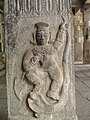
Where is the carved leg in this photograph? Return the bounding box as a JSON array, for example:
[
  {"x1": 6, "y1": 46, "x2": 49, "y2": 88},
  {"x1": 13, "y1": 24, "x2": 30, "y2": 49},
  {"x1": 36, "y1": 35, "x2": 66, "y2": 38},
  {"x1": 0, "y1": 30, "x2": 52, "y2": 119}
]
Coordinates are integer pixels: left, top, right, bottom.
[
  {"x1": 47, "y1": 65, "x2": 63, "y2": 100},
  {"x1": 26, "y1": 70, "x2": 42, "y2": 93}
]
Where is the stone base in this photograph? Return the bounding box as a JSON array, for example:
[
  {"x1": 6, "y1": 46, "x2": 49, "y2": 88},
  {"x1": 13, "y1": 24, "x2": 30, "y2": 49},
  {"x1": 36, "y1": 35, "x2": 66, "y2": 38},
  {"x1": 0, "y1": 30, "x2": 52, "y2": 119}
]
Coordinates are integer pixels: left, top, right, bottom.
[
  {"x1": 8, "y1": 117, "x2": 78, "y2": 120},
  {"x1": 8, "y1": 114, "x2": 78, "y2": 120}
]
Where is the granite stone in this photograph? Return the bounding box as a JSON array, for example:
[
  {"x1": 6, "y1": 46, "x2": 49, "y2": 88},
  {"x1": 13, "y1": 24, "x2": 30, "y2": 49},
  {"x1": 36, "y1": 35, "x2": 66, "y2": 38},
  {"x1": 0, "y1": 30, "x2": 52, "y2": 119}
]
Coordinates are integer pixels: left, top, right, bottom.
[{"x1": 4, "y1": 0, "x2": 77, "y2": 120}]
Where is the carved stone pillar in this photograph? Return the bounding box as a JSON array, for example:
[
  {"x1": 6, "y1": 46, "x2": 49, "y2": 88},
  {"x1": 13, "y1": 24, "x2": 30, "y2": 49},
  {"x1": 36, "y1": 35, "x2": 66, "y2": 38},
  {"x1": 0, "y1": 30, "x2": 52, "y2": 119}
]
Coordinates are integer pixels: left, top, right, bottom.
[
  {"x1": 83, "y1": 7, "x2": 90, "y2": 63},
  {"x1": 5, "y1": 0, "x2": 78, "y2": 120},
  {"x1": 74, "y1": 9, "x2": 84, "y2": 64}
]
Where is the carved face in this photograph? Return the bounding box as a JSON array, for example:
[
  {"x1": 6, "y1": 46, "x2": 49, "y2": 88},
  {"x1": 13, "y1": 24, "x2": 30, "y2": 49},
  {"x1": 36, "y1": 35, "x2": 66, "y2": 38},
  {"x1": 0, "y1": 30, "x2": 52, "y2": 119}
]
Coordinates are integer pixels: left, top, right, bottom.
[{"x1": 36, "y1": 30, "x2": 49, "y2": 45}]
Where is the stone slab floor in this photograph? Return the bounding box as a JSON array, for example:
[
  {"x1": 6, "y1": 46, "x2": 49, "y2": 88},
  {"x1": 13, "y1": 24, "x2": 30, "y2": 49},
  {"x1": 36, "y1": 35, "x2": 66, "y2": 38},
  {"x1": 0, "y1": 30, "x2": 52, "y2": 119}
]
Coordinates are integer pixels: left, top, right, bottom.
[
  {"x1": 0, "y1": 65, "x2": 90, "y2": 120},
  {"x1": 75, "y1": 64, "x2": 90, "y2": 120}
]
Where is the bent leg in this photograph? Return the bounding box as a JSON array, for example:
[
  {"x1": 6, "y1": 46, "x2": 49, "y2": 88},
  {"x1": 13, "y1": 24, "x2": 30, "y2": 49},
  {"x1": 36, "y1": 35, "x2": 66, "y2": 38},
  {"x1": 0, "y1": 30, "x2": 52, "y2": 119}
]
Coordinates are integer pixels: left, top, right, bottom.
[
  {"x1": 47, "y1": 65, "x2": 63, "y2": 100},
  {"x1": 25, "y1": 69, "x2": 42, "y2": 93}
]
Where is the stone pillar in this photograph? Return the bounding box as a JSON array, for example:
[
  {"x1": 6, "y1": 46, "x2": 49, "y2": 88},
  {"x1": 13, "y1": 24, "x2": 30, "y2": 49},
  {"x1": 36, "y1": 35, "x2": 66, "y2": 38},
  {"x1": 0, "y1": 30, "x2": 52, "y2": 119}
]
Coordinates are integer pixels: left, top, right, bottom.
[
  {"x1": 83, "y1": 7, "x2": 90, "y2": 63},
  {"x1": 73, "y1": 9, "x2": 84, "y2": 64},
  {"x1": 0, "y1": 11, "x2": 4, "y2": 52},
  {"x1": 5, "y1": 0, "x2": 78, "y2": 120}
]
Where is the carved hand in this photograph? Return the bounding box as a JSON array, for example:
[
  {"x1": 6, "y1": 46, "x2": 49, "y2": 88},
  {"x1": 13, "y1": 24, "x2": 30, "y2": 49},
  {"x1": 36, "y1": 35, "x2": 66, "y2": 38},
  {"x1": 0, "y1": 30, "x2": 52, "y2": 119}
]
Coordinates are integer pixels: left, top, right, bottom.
[
  {"x1": 60, "y1": 16, "x2": 67, "y2": 31},
  {"x1": 30, "y1": 56, "x2": 40, "y2": 65}
]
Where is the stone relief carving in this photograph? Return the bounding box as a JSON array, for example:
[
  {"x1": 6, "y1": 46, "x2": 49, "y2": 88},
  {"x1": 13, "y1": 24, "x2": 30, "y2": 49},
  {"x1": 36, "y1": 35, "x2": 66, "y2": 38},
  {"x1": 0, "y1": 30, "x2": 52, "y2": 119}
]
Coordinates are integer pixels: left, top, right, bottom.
[
  {"x1": 5, "y1": 0, "x2": 78, "y2": 119},
  {"x1": 14, "y1": 16, "x2": 71, "y2": 117},
  {"x1": 35, "y1": 0, "x2": 42, "y2": 12},
  {"x1": 12, "y1": 0, "x2": 70, "y2": 16},
  {"x1": 57, "y1": 0, "x2": 63, "y2": 11},
  {"x1": 46, "y1": 0, "x2": 53, "y2": 11}
]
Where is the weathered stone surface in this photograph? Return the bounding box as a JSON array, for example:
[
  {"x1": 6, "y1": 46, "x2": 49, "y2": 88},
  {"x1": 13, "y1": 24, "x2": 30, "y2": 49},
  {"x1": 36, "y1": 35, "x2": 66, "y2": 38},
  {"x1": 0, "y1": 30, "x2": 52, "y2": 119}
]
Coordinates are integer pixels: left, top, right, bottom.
[{"x1": 5, "y1": 0, "x2": 77, "y2": 120}]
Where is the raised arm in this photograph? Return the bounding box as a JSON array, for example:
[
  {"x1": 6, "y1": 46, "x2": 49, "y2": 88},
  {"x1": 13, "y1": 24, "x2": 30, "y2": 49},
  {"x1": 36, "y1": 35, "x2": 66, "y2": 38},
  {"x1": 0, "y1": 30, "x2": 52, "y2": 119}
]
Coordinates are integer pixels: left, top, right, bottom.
[{"x1": 53, "y1": 17, "x2": 67, "y2": 51}]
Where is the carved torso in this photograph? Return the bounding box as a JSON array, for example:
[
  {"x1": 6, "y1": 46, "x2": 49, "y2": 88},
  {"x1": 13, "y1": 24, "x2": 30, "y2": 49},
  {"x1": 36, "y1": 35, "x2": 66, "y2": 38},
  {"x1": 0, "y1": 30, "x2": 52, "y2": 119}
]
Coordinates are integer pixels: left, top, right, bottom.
[{"x1": 32, "y1": 44, "x2": 56, "y2": 69}]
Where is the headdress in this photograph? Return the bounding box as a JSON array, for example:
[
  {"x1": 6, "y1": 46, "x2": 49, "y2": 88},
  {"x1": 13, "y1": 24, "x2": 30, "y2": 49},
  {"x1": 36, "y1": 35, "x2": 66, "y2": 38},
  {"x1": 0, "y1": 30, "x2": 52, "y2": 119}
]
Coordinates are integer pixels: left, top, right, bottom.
[{"x1": 35, "y1": 22, "x2": 49, "y2": 31}]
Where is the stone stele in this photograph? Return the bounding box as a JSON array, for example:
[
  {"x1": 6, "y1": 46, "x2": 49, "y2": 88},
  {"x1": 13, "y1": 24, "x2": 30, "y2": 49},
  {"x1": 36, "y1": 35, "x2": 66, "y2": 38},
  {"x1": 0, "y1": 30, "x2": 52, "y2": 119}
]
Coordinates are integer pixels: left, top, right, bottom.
[{"x1": 5, "y1": 0, "x2": 78, "y2": 120}]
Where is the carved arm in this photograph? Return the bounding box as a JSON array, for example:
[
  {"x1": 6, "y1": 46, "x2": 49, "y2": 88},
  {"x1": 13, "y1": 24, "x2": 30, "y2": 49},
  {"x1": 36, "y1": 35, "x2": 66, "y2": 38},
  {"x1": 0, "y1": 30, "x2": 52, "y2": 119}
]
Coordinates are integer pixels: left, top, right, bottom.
[{"x1": 53, "y1": 18, "x2": 67, "y2": 51}]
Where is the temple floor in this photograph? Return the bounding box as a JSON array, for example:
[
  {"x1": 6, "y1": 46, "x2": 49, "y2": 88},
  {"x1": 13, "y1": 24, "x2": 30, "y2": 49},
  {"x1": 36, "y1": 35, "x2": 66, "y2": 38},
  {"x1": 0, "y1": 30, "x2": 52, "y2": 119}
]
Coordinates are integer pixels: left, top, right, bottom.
[
  {"x1": 0, "y1": 64, "x2": 90, "y2": 120},
  {"x1": 75, "y1": 64, "x2": 90, "y2": 120}
]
